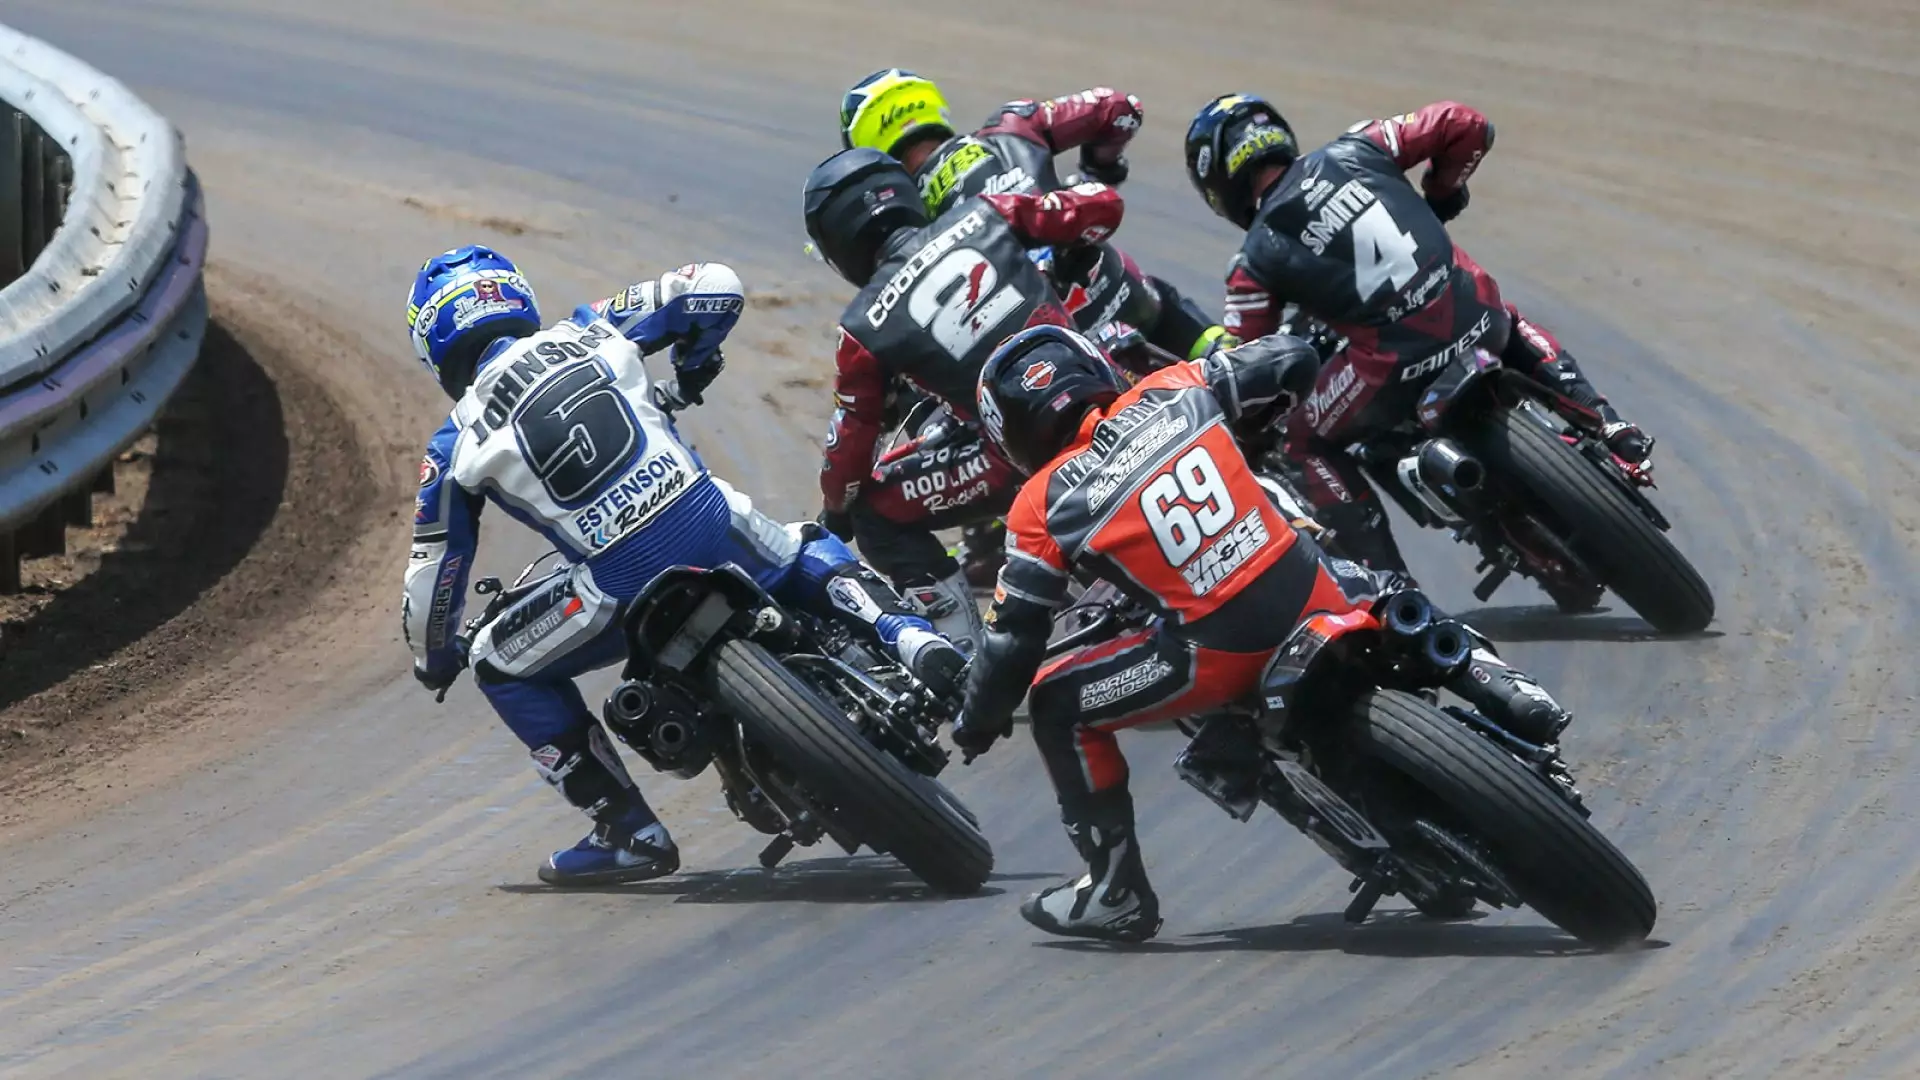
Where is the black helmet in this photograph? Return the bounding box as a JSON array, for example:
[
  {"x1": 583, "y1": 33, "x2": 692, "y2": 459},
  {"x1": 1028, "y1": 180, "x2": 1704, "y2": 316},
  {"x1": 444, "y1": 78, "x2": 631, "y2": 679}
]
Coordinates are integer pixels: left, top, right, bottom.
[
  {"x1": 803, "y1": 147, "x2": 928, "y2": 287},
  {"x1": 1186, "y1": 94, "x2": 1300, "y2": 230},
  {"x1": 976, "y1": 324, "x2": 1127, "y2": 475}
]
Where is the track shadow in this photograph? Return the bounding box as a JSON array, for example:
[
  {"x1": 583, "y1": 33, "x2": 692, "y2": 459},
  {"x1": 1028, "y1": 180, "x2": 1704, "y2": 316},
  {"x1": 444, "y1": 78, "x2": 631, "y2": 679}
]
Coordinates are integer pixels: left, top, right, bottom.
[
  {"x1": 1038, "y1": 909, "x2": 1670, "y2": 959},
  {"x1": 496, "y1": 853, "x2": 1053, "y2": 905},
  {"x1": 0, "y1": 321, "x2": 288, "y2": 709},
  {"x1": 1455, "y1": 604, "x2": 1725, "y2": 644}
]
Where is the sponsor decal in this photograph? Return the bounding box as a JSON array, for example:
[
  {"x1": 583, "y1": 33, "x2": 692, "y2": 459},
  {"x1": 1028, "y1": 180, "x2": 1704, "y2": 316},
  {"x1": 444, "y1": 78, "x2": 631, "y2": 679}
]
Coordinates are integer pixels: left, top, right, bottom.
[
  {"x1": 827, "y1": 575, "x2": 884, "y2": 620},
  {"x1": 1226, "y1": 126, "x2": 1292, "y2": 176},
  {"x1": 680, "y1": 295, "x2": 743, "y2": 315},
  {"x1": 1088, "y1": 281, "x2": 1131, "y2": 332},
  {"x1": 1181, "y1": 506, "x2": 1271, "y2": 596},
  {"x1": 1303, "y1": 362, "x2": 1359, "y2": 428},
  {"x1": 572, "y1": 452, "x2": 697, "y2": 551},
  {"x1": 976, "y1": 379, "x2": 1006, "y2": 445},
  {"x1": 919, "y1": 141, "x2": 993, "y2": 208},
  {"x1": 1020, "y1": 359, "x2": 1056, "y2": 391},
  {"x1": 608, "y1": 283, "x2": 649, "y2": 317},
  {"x1": 418, "y1": 455, "x2": 440, "y2": 488},
  {"x1": 980, "y1": 167, "x2": 1033, "y2": 196},
  {"x1": 531, "y1": 744, "x2": 564, "y2": 771},
  {"x1": 925, "y1": 477, "x2": 993, "y2": 514},
  {"x1": 1194, "y1": 145, "x2": 1212, "y2": 180},
  {"x1": 1300, "y1": 179, "x2": 1378, "y2": 256},
  {"x1": 1079, "y1": 656, "x2": 1174, "y2": 711},
  {"x1": 495, "y1": 581, "x2": 585, "y2": 663},
  {"x1": 1085, "y1": 414, "x2": 1191, "y2": 511},
  {"x1": 1399, "y1": 310, "x2": 1494, "y2": 383},
  {"x1": 426, "y1": 554, "x2": 464, "y2": 648},
  {"x1": 453, "y1": 277, "x2": 526, "y2": 330},
  {"x1": 1384, "y1": 264, "x2": 1450, "y2": 322}
]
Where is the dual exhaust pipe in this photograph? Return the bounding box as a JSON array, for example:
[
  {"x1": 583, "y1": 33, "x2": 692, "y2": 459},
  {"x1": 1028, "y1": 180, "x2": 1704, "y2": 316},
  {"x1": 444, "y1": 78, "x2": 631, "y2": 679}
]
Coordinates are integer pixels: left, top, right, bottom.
[
  {"x1": 605, "y1": 679, "x2": 701, "y2": 767},
  {"x1": 1379, "y1": 588, "x2": 1471, "y2": 674}
]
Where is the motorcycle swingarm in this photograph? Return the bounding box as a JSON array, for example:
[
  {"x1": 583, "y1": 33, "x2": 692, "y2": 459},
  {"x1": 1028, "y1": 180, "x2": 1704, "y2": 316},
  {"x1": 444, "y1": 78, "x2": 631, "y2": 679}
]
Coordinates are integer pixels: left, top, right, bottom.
[{"x1": 721, "y1": 724, "x2": 862, "y2": 870}]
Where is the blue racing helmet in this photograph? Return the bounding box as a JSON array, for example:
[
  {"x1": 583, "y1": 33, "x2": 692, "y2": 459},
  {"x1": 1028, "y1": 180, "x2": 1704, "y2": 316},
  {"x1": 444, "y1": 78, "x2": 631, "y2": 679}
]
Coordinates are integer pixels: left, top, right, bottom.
[{"x1": 406, "y1": 245, "x2": 542, "y2": 396}]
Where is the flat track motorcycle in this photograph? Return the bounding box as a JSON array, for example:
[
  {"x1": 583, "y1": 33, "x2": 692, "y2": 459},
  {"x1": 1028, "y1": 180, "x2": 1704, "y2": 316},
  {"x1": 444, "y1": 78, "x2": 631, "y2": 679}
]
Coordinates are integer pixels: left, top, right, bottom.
[
  {"x1": 459, "y1": 555, "x2": 993, "y2": 895},
  {"x1": 1045, "y1": 546, "x2": 1657, "y2": 948},
  {"x1": 1259, "y1": 321, "x2": 1713, "y2": 634}
]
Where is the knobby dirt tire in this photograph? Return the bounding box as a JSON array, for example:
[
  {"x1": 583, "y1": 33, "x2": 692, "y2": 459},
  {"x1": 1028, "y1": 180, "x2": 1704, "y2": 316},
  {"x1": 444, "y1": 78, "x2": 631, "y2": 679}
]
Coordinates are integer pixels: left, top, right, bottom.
[
  {"x1": 1350, "y1": 689, "x2": 1656, "y2": 949},
  {"x1": 1471, "y1": 407, "x2": 1714, "y2": 633},
  {"x1": 712, "y1": 639, "x2": 992, "y2": 895}
]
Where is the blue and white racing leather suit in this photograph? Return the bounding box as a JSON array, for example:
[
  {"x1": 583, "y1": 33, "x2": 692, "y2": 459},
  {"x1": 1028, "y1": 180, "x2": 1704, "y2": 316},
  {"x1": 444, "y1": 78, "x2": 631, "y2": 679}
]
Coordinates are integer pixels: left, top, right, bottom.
[{"x1": 403, "y1": 264, "x2": 936, "y2": 797}]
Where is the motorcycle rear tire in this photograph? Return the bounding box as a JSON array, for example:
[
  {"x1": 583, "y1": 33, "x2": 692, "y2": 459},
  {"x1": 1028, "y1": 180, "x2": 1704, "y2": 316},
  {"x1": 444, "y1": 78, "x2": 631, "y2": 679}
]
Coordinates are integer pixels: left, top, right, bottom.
[
  {"x1": 1470, "y1": 408, "x2": 1714, "y2": 634},
  {"x1": 1350, "y1": 689, "x2": 1656, "y2": 949},
  {"x1": 713, "y1": 639, "x2": 992, "y2": 895}
]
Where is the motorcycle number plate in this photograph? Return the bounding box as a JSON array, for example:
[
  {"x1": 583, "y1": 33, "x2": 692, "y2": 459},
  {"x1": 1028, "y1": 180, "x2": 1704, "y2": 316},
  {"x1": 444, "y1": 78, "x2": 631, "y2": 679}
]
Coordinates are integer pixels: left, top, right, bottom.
[{"x1": 1275, "y1": 760, "x2": 1390, "y2": 850}]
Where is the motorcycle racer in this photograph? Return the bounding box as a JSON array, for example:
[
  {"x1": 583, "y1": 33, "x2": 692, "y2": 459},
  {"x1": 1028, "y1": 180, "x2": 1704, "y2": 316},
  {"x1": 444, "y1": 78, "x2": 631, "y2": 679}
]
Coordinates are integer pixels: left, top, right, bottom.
[
  {"x1": 838, "y1": 68, "x2": 1233, "y2": 588},
  {"x1": 1185, "y1": 94, "x2": 1653, "y2": 575},
  {"x1": 952, "y1": 325, "x2": 1574, "y2": 942},
  {"x1": 836, "y1": 68, "x2": 1229, "y2": 366},
  {"x1": 403, "y1": 245, "x2": 965, "y2": 887},
  {"x1": 802, "y1": 147, "x2": 1122, "y2": 654}
]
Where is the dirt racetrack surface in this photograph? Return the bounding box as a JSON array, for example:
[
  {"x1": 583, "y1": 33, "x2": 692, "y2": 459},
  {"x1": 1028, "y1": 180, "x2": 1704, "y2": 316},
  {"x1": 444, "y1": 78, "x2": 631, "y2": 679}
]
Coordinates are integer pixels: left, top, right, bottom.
[{"x1": 1, "y1": 1, "x2": 1917, "y2": 1076}]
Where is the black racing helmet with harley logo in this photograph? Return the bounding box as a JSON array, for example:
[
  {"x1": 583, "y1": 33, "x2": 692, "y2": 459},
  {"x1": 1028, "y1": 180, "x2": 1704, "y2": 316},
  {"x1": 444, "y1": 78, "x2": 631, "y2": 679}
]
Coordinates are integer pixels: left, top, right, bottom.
[
  {"x1": 1186, "y1": 94, "x2": 1300, "y2": 230},
  {"x1": 803, "y1": 147, "x2": 930, "y2": 287},
  {"x1": 977, "y1": 324, "x2": 1127, "y2": 476}
]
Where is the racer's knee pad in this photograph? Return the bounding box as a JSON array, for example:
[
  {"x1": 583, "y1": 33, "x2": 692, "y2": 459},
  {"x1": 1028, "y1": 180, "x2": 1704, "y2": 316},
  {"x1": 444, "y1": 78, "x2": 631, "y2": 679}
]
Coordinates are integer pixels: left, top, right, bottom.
[{"x1": 530, "y1": 723, "x2": 643, "y2": 818}]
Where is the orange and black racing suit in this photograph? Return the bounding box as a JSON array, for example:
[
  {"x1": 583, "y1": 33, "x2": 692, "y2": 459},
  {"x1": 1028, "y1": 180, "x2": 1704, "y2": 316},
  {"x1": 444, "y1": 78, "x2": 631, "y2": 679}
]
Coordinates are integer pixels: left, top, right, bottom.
[{"x1": 963, "y1": 337, "x2": 1373, "y2": 827}]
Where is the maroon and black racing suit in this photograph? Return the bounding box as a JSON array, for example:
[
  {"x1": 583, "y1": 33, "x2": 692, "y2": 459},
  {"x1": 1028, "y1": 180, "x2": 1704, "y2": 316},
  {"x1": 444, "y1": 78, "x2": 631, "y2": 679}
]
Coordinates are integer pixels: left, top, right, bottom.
[
  {"x1": 913, "y1": 88, "x2": 1225, "y2": 366},
  {"x1": 1223, "y1": 101, "x2": 1629, "y2": 574},
  {"x1": 821, "y1": 183, "x2": 1124, "y2": 590}
]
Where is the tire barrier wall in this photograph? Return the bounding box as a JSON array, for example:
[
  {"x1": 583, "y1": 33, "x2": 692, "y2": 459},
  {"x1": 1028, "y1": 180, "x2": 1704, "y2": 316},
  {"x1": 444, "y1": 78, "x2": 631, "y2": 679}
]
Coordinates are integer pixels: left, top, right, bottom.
[{"x1": 0, "y1": 22, "x2": 208, "y2": 592}]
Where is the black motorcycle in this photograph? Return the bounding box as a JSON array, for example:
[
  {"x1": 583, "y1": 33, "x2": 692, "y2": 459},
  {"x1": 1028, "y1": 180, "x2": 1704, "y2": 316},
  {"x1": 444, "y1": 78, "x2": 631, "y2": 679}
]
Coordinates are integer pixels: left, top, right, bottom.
[
  {"x1": 1047, "y1": 580, "x2": 1657, "y2": 948},
  {"x1": 1257, "y1": 325, "x2": 1713, "y2": 634},
  {"x1": 462, "y1": 558, "x2": 993, "y2": 895}
]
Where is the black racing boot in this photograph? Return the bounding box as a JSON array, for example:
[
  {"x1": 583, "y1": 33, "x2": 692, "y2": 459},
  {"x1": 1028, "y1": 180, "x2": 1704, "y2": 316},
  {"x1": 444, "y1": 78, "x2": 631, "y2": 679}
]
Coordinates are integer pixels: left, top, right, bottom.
[
  {"x1": 1312, "y1": 496, "x2": 1413, "y2": 578},
  {"x1": 956, "y1": 520, "x2": 1007, "y2": 590},
  {"x1": 1447, "y1": 631, "x2": 1572, "y2": 746},
  {"x1": 1021, "y1": 817, "x2": 1162, "y2": 943}
]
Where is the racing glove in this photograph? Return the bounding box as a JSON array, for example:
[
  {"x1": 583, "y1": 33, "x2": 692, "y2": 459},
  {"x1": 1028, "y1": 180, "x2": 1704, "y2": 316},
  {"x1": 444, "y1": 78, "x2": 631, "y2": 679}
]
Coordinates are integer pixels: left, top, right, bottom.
[
  {"x1": 413, "y1": 638, "x2": 469, "y2": 694},
  {"x1": 950, "y1": 706, "x2": 1012, "y2": 760},
  {"x1": 1426, "y1": 181, "x2": 1470, "y2": 223},
  {"x1": 815, "y1": 507, "x2": 854, "y2": 542}
]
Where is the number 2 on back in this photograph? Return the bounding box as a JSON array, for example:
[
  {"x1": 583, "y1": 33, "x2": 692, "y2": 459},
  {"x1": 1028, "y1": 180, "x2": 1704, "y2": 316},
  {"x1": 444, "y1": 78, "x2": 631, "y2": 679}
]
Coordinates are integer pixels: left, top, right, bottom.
[{"x1": 908, "y1": 248, "x2": 1026, "y2": 361}]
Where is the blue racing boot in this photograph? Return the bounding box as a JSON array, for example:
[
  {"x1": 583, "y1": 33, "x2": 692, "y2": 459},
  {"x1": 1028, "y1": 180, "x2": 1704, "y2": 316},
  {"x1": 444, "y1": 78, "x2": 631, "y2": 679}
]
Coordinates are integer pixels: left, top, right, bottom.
[{"x1": 540, "y1": 806, "x2": 680, "y2": 886}]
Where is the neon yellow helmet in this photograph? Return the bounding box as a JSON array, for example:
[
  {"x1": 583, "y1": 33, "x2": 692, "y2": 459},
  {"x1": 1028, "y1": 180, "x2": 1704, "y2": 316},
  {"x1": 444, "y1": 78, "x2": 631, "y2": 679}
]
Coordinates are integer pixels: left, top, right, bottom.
[{"x1": 840, "y1": 69, "x2": 956, "y2": 156}]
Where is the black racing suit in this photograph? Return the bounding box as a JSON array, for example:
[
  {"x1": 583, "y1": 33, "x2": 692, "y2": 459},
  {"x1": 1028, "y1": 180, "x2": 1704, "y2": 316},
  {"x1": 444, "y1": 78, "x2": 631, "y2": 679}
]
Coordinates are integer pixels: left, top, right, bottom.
[
  {"x1": 1223, "y1": 101, "x2": 1636, "y2": 574},
  {"x1": 913, "y1": 89, "x2": 1226, "y2": 369},
  {"x1": 820, "y1": 184, "x2": 1125, "y2": 606}
]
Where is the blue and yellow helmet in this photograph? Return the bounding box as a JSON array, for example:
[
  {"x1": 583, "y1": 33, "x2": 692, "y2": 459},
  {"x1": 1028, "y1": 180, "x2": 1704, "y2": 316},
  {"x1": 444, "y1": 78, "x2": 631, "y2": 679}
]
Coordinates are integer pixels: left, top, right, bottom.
[{"x1": 406, "y1": 245, "x2": 542, "y2": 396}]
